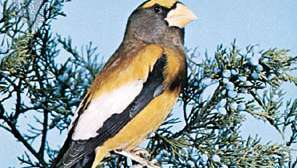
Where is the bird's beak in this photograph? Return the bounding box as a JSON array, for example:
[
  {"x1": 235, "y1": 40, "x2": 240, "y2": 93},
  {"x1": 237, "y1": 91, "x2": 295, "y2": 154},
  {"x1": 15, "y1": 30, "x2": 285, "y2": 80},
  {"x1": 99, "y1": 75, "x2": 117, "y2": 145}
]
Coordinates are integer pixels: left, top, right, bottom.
[{"x1": 165, "y1": 3, "x2": 197, "y2": 28}]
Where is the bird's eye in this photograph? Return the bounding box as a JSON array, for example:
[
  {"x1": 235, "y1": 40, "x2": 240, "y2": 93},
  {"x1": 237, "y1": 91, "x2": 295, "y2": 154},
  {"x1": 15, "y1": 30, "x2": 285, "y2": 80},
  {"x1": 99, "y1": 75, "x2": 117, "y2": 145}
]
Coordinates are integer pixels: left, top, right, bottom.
[{"x1": 153, "y1": 5, "x2": 162, "y2": 13}]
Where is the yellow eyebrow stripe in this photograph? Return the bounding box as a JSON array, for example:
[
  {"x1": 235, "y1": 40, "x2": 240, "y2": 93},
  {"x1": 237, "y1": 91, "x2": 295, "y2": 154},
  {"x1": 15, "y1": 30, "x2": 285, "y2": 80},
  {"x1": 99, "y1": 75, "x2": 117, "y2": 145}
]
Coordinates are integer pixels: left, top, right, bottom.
[{"x1": 142, "y1": 0, "x2": 177, "y2": 9}]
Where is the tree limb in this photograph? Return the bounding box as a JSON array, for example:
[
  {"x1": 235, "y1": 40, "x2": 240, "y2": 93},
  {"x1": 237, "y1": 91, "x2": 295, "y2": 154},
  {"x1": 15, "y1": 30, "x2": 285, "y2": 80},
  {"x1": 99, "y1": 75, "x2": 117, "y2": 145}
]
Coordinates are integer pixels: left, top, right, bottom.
[{"x1": 1, "y1": 116, "x2": 47, "y2": 167}]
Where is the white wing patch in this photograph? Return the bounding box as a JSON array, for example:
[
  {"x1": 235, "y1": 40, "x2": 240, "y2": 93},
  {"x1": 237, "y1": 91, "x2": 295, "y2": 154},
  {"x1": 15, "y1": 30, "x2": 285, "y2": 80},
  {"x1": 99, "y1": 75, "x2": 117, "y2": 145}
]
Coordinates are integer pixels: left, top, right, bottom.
[{"x1": 72, "y1": 80, "x2": 144, "y2": 140}]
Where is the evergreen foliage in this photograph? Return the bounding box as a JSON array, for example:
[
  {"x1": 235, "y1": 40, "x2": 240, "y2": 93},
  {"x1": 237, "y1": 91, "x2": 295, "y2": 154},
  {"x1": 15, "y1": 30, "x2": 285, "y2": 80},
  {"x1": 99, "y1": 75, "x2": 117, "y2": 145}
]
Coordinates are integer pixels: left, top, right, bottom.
[{"x1": 0, "y1": 0, "x2": 296, "y2": 167}]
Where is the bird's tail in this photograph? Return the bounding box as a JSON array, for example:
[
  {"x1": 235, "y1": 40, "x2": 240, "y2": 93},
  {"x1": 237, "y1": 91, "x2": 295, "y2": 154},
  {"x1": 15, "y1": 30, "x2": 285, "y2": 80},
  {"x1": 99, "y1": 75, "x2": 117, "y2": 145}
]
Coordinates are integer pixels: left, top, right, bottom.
[
  {"x1": 51, "y1": 142, "x2": 109, "y2": 168},
  {"x1": 50, "y1": 133, "x2": 96, "y2": 168},
  {"x1": 51, "y1": 149, "x2": 96, "y2": 168}
]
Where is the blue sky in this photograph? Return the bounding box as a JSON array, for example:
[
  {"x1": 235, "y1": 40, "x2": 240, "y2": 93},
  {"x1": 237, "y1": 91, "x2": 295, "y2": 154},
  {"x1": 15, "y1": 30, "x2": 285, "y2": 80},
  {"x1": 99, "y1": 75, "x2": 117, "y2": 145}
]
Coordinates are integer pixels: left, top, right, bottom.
[{"x1": 1, "y1": 0, "x2": 297, "y2": 167}]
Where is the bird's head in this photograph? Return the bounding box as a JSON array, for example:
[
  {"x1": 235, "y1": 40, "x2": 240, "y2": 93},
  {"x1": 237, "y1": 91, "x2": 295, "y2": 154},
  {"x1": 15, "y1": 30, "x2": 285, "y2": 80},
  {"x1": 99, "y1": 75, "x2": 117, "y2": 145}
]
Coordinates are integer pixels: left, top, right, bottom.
[{"x1": 124, "y1": 0, "x2": 197, "y2": 46}]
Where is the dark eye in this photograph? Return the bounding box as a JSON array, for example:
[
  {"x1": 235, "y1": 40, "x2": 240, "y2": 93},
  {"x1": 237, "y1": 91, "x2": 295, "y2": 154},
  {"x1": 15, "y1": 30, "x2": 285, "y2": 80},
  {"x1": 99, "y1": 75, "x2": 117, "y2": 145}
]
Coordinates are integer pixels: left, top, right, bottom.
[{"x1": 153, "y1": 5, "x2": 162, "y2": 13}]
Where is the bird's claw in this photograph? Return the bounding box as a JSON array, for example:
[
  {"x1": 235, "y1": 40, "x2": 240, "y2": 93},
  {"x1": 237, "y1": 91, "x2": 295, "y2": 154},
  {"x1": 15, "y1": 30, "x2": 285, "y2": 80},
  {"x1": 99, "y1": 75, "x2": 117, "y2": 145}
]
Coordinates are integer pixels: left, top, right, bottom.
[
  {"x1": 130, "y1": 147, "x2": 151, "y2": 159},
  {"x1": 115, "y1": 148, "x2": 160, "y2": 168}
]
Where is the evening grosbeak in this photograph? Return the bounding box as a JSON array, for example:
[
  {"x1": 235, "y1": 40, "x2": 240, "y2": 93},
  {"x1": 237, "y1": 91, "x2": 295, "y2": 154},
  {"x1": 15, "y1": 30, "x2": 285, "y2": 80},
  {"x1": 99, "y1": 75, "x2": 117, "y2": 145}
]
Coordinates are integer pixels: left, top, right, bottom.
[{"x1": 52, "y1": 0, "x2": 196, "y2": 167}]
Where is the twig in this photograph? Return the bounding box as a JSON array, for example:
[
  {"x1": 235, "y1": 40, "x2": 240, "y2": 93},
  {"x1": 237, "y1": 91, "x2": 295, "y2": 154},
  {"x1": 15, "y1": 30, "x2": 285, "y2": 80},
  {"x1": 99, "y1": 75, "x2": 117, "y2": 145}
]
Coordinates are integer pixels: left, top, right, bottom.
[
  {"x1": 290, "y1": 157, "x2": 297, "y2": 168},
  {"x1": 13, "y1": 79, "x2": 23, "y2": 121},
  {"x1": 32, "y1": 34, "x2": 49, "y2": 158},
  {"x1": 1, "y1": 116, "x2": 47, "y2": 166},
  {"x1": 0, "y1": 102, "x2": 4, "y2": 117},
  {"x1": 173, "y1": 85, "x2": 222, "y2": 138}
]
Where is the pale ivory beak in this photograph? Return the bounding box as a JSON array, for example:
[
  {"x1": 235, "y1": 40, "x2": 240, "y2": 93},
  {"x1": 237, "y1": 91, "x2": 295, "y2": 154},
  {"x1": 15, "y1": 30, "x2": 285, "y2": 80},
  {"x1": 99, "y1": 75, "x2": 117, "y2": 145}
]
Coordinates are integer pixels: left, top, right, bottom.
[{"x1": 165, "y1": 3, "x2": 197, "y2": 28}]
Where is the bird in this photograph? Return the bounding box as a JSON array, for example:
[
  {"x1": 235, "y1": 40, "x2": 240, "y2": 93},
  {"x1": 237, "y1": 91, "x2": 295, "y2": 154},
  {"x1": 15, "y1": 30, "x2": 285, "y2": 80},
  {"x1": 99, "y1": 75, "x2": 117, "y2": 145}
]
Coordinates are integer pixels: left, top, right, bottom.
[{"x1": 52, "y1": 0, "x2": 196, "y2": 167}]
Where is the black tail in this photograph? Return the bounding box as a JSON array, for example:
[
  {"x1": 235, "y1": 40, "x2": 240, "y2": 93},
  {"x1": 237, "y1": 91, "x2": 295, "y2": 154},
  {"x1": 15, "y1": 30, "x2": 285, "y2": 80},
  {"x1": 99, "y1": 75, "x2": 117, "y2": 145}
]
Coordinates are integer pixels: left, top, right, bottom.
[{"x1": 51, "y1": 131, "x2": 95, "y2": 168}]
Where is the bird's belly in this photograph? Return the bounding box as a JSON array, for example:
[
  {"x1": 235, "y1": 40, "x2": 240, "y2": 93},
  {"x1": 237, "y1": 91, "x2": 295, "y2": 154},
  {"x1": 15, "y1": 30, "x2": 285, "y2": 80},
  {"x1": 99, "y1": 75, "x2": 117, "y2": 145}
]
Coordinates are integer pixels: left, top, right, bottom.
[{"x1": 101, "y1": 89, "x2": 179, "y2": 151}]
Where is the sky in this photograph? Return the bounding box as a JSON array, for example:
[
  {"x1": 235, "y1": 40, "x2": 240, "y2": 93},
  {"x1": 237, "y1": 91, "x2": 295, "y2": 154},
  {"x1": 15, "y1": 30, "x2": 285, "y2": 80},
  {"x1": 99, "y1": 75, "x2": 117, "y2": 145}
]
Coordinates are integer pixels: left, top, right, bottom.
[{"x1": 1, "y1": 0, "x2": 297, "y2": 167}]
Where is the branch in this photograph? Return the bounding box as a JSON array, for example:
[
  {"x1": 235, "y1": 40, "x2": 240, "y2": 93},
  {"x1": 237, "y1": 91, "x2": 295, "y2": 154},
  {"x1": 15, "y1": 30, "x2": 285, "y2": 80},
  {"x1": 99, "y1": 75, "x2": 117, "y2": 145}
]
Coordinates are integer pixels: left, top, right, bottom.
[
  {"x1": 174, "y1": 85, "x2": 222, "y2": 138},
  {"x1": 13, "y1": 79, "x2": 23, "y2": 121},
  {"x1": 198, "y1": 85, "x2": 222, "y2": 118},
  {"x1": 292, "y1": 157, "x2": 297, "y2": 168},
  {"x1": 0, "y1": 102, "x2": 4, "y2": 118},
  {"x1": 33, "y1": 26, "x2": 51, "y2": 158},
  {"x1": 1, "y1": 116, "x2": 47, "y2": 167},
  {"x1": 30, "y1": 0, "x2": 47, "y2": 30},
  {"x1": 39, "y1": 109, "x2": 49, "y2": 158}
]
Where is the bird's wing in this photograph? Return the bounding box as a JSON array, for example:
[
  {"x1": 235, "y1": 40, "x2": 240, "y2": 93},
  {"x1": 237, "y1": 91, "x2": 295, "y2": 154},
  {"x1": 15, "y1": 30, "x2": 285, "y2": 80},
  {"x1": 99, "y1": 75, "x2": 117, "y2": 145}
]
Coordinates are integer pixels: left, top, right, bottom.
[
  {"x1": 94, "y1": 53, "x2": 167, "y2": 141},
  {"x1": 53, "y1": 44, "x2": 167, "y2": 168}
]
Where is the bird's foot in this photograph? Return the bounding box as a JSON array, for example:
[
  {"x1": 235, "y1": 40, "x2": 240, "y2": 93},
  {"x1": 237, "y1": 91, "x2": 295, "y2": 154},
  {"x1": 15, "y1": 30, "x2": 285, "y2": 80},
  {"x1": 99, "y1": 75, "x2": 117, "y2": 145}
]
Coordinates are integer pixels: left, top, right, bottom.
[
  {"x1": 130, "y1": 147, "x2": 151, "y2": 159},
  {"x1": 114, "y1": 148, "x2": 160, "y2": 168}
]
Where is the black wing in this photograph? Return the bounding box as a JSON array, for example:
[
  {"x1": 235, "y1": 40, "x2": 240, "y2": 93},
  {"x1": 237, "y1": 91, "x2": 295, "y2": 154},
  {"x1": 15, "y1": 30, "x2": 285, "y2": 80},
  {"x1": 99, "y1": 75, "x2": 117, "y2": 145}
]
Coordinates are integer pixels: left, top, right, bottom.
[{"x1": 52, "y1": 55, "x2": 167, "y2": 168}]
